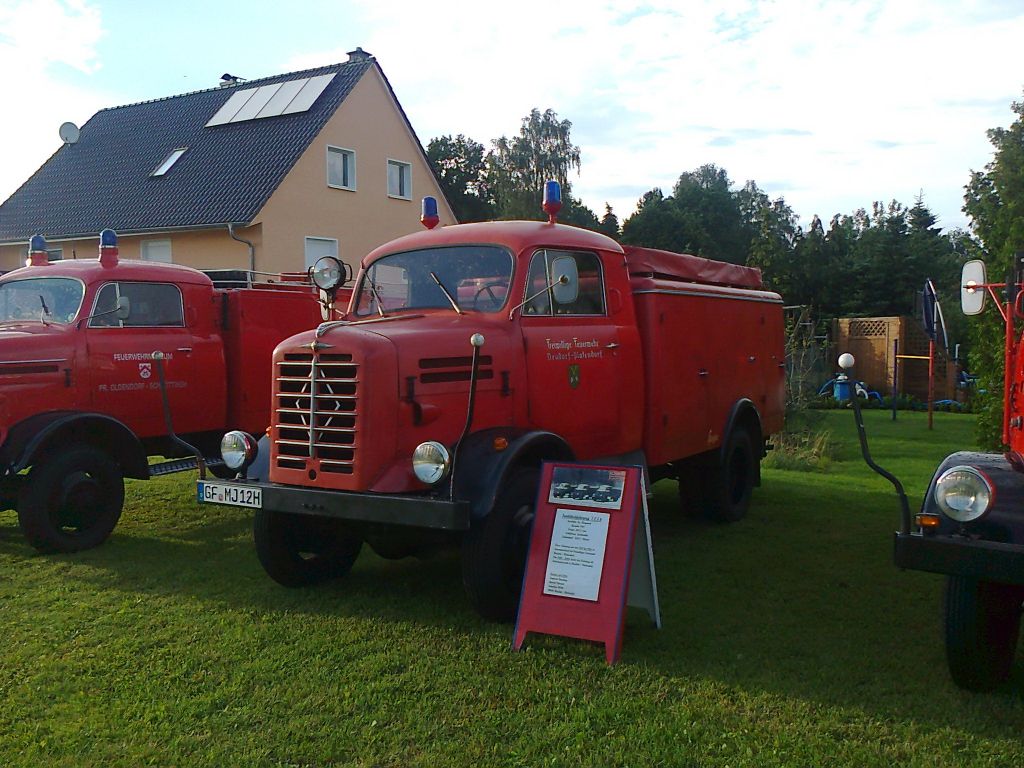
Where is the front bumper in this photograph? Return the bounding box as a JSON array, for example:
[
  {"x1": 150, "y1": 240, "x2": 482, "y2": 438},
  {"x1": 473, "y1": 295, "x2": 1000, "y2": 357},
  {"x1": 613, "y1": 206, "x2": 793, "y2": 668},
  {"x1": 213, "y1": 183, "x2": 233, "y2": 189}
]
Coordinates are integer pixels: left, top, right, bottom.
[
  {"x1": 198, "y1": 479, "x2": 470, "y2": 531},
  {"x1": 894, "y1": 531, "x2": 1024, "y2": 586}
]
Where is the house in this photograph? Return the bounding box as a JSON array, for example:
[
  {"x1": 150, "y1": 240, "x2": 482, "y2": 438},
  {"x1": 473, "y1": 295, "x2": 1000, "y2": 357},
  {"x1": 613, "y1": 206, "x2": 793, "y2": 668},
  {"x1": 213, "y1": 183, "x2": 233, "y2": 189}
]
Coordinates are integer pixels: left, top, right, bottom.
[{"x1": 0, "y1": 48, "x2": 456, "y2": 276}]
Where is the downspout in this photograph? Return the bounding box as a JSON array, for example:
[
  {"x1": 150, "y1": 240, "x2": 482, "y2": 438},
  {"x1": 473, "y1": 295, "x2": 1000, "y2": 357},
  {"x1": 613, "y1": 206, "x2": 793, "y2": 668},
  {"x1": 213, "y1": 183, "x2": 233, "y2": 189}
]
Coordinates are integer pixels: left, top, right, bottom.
[{"x1": 226, "y1": 223, "x2": 255, "y2": 281}]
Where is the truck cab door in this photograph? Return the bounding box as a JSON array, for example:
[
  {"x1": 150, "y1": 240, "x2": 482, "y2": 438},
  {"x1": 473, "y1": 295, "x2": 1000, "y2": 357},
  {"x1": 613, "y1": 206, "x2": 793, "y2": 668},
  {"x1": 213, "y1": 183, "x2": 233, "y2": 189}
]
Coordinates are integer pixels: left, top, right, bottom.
[
  {"x1": 519, "y1": 249, "x2": 635, "y2": 459},
  {"x1": 84, "y1": 281, "x2": 198, "y2": 437}
]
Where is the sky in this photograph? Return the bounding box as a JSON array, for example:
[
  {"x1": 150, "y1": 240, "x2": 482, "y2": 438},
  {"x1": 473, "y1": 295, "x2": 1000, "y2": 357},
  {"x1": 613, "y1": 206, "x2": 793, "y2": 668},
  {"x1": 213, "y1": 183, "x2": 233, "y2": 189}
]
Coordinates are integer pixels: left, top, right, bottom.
[{"x1": 1, "y1": 0, "x2": 1023, "y2": 235}]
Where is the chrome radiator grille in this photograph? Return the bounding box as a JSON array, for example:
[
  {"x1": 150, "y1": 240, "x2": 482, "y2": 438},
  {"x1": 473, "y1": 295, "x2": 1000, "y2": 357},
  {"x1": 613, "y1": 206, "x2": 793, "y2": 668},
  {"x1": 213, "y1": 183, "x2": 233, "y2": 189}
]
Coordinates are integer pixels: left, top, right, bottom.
[{"x1": 274, "y1": 352, "x2": 358, "y2": 474}]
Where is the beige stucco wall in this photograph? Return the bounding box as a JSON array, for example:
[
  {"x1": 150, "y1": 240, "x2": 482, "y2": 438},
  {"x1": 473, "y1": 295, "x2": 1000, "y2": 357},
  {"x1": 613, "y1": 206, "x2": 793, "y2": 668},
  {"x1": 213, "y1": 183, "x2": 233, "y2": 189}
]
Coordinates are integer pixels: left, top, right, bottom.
[
  {"x1": 253, "y1": 64, "x2": 457, "y2": 275},
  {"x1": 1, "y1": 226, "x2": 261, "y2": 273}
]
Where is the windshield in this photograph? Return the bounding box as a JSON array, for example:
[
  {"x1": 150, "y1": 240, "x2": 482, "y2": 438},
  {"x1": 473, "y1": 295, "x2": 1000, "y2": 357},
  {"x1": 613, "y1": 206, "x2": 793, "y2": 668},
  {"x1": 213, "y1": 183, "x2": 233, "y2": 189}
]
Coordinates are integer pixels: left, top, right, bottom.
[
  {"x1": 354, "y1": 245, "x2": 513, "y2": 316},
  {"x1": 0, "y1": 277, "x2": 85, "y2": 324}
]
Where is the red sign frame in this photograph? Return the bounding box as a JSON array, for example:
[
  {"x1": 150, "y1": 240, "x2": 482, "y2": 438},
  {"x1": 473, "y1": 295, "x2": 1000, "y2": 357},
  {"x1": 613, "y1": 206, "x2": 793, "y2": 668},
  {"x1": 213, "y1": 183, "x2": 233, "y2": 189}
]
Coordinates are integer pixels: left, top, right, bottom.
[{"x1": 512, "y1": 462, "x2": 652, "y2": 664}]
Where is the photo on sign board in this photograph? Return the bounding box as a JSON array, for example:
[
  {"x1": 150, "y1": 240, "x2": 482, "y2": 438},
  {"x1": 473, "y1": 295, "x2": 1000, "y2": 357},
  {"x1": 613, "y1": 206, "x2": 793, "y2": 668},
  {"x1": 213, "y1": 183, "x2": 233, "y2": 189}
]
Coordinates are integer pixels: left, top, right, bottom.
[{"x1": 547, "y1": 466, "x2": 626, "y2": 510}]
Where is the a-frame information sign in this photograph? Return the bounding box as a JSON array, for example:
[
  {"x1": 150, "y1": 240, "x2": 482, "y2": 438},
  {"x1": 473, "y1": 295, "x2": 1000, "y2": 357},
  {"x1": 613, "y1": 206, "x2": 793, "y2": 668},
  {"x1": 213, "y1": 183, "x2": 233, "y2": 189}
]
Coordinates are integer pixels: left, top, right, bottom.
[{"x1": 512, "y1": 462, "x2": 660, "y2": 664}]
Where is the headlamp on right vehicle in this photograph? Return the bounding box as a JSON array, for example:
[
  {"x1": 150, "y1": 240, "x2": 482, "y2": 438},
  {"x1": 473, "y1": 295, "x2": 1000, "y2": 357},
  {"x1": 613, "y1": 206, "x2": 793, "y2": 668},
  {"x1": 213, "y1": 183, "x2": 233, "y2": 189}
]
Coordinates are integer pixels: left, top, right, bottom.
[{"x1": 933, "y1": 465, "x2": 993, "y2": 523}]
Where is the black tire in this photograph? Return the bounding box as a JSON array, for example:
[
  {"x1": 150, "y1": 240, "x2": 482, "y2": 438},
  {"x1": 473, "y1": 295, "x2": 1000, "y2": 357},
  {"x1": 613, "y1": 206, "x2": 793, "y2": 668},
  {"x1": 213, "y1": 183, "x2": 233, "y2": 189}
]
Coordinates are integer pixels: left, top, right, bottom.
[
  {"x1": 253, "y1": 509, "x2": 362, "y2": 588},
  {"x1": 17, "y1": 446, "x2": 124, "y2": 553},
  {"x1": 703, "y1": 429, "x2": 757, "y2": 523},
  {"x1": 461, "y1": 468, "x2": 539, "y2": 622},
  {"x1": 944, "y1": 575, "x2": 1023, "y2": 691}
]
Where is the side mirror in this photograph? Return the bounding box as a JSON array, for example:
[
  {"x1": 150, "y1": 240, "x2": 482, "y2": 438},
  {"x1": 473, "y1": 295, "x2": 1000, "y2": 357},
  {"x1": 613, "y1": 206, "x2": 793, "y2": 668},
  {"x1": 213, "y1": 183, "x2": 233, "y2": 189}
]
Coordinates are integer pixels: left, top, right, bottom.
[
  {"x1": 961, "y1": 260, "x2": 987, "y2": 316},
  {"x1": 550, "y1": 255, "x2": 579, "y2": 305},
  {"x1": 115, "y1": 295, "x2": 131, "y2": 321}
]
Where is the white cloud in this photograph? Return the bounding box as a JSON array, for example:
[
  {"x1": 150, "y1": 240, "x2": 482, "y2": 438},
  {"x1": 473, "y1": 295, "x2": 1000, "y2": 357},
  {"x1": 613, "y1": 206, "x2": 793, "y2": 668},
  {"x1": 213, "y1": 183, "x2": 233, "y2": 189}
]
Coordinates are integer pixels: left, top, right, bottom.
[
  {"x1": 3, "y1": 0, "x2": 1021, "y2": 235},
  {"x1": 0, "y1": 0, "x2": 108, "y2": 204},
  {"x1": 286, "y1": 0, "x2": 1022, "y2": 231}
]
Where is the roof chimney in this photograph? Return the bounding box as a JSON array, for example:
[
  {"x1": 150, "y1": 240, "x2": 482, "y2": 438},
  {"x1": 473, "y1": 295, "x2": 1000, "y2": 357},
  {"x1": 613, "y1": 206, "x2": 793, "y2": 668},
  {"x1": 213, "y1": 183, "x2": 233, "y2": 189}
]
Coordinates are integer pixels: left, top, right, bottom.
[{"x1": 347, "y1": 47, "x2": 372, "y2": 62}]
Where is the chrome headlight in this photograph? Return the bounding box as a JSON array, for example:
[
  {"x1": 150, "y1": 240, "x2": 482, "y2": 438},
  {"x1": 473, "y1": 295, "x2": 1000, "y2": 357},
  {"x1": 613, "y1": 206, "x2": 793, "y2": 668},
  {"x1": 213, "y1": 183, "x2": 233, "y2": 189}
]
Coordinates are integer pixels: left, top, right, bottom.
[
  {"x1": 311, "y1": 255, "x2": 345, "y2": 291},
  {"x1": 934, "y1": 465, "x2": 993, "y2": 523},
  {"x1": 412, "y1": 441, "x2": 450, "y2": 485},
  {"x1": 220, "y1": 430, "x2": 258, "y2": 471}
]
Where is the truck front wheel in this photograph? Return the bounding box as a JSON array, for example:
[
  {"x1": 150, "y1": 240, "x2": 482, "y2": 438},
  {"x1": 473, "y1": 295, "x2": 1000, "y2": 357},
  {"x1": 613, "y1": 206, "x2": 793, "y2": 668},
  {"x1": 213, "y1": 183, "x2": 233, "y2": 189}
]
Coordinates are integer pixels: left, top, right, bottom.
[
  {"x1": 17, "y1": 446, "x2": 125, "y2": 553},
  {"x1": 461, "y1": 469, "x2": 538, "y2": 622},
  {"x1": 944, "y1": 575, "x2": 1024, "y2": 691},
  {"x1": 253, "y1": 509, "x2": 362, "y2": 588}
]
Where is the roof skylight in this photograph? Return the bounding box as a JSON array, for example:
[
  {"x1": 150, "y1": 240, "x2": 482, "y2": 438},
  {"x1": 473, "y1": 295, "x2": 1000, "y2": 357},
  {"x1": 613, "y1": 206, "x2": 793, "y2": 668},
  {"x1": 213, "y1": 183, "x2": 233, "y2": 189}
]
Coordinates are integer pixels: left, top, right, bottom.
[{"x1": 151, "y1": 147, "x2": 187, "y2": 177}]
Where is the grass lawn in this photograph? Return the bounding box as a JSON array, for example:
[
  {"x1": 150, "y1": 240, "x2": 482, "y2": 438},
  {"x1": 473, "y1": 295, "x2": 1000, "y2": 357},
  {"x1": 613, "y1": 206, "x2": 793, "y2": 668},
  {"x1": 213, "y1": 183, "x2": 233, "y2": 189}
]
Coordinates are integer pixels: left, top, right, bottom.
[{"x1": 1, "y1": 410, "x2": 1022, "y2": 766}]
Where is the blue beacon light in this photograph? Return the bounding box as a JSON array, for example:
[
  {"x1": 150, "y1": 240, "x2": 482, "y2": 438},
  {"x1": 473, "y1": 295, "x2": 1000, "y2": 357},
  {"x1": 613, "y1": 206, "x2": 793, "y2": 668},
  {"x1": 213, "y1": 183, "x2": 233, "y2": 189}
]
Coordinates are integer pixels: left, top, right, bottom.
[
  {"x1": 421, "y1": 196, "x2": 440, "y2": 229},
  {"x1": 542, "y1": 180, "x2": 562, "y2": 224},
  {"x1": 27, "y1": 234, "x2": 48, "y2": 266}
]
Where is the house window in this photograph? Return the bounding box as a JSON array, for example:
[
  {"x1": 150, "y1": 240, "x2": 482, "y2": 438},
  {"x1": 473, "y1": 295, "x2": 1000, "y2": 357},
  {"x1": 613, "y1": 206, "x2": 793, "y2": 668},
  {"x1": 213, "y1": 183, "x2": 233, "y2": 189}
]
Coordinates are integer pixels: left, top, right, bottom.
[
  {"x1": 387, "y1": 159, "x2": 411, "y2": 199},
  {"x1": 304, "y1": 236, "x2": 338, "y2": 270},
  {"x1": 151, "y1": 148, "x2": 187, "y2": 177},
  {"x1": 141, "y1": 239, "x2": 172, "y2": 263},
  {"x1": 327, "y1": 146, "x2": 356, "y2": 190}
]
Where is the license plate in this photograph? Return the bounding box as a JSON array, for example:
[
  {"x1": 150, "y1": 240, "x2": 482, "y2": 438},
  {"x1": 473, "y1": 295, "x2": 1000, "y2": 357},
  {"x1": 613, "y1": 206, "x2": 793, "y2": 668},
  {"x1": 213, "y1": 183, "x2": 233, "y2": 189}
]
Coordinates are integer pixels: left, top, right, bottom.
[{"x1": 198, "y1": 481, "x2": 263, "y2": 509}]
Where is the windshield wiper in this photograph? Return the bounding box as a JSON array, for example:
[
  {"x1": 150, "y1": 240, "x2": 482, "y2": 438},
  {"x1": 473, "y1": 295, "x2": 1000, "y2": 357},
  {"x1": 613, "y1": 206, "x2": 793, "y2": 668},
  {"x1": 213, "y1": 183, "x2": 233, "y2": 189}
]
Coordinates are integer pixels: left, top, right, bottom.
[
  {"x1": 430, "y1": 272, "x2": 464, "y2": 315},
  {"x1": 366, "y1": 280, "x2": 386, "y2": 317},
  {"x1": 38, "y1": 295, "x2": 52, "y2": 326}
]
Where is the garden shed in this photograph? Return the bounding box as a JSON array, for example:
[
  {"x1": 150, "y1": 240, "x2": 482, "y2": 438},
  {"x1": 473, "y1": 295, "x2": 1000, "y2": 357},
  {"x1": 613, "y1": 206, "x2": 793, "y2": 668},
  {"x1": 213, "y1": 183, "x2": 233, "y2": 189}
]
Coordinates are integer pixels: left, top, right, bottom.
[{"x1": 832, "y1": 316, "x2": 957, "y2": 402}]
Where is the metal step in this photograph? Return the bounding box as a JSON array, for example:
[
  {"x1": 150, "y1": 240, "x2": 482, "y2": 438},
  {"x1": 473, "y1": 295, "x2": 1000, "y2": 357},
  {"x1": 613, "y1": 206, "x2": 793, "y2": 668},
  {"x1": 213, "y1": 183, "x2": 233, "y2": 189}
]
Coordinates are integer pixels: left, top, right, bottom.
[{"x1": 149, "y1": 456, "x2": 225, "y2": 477}]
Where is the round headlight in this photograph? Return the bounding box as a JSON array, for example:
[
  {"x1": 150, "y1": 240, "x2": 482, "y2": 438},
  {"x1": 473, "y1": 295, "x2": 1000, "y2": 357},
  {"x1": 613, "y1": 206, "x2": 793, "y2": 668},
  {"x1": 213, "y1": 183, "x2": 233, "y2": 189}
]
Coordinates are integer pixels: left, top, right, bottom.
[
  {"x1": 413, "y1": 441, "x2": 451, "y2": 485},
  {"x1": 311, "y1": 255, "x2": 345, "y2": 291},
  {"x1": 934, "y1": 465, "x2": 993, "y2": 523},
  {"x1": 220, "y1": 430, "x2": 258, "y2": 471}
]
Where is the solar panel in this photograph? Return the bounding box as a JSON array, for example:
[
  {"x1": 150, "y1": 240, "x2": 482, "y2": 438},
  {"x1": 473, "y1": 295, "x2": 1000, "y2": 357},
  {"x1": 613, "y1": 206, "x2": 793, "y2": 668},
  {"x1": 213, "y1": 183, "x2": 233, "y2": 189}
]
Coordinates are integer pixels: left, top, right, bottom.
[{"x1": 204, "y1": 73, "x2": 336, "y2": 127}]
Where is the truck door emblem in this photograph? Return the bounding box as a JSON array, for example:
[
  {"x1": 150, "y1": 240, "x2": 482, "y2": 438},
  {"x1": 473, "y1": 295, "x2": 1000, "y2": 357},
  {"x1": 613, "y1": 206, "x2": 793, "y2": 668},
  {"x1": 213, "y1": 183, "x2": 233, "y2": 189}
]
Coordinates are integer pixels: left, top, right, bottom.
[
  {"x1": 568, "y1": 364, "x2": 580, "y2": 389},
  {"x1": 138, "y1": 362, "x2": 152, "y2": 380}
]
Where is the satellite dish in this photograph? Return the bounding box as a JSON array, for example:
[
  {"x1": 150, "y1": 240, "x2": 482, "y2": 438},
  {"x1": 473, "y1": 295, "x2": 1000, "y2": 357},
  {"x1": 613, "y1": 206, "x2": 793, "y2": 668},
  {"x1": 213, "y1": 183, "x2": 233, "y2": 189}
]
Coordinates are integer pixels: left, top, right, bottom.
[{"x1": 59, "y1": 122, "x2": 80, "y2": 144}]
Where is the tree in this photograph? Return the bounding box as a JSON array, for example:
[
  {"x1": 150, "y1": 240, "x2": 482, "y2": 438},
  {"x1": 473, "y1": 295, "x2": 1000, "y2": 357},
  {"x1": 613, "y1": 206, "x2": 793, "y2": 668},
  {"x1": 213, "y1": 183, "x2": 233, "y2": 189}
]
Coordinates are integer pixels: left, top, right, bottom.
[
  {"x1": 488, "y1": 108, "x2": 583, "y2": 220},
  {"x1": 425, "y1": 135, "x2": 494, "y2": 222},
  {"x1": 963, "y1": 94, "x2": 1024, "y2": 448},
  {"x1": 598, "y1": 203, "x2": 620, "y2": 238}
]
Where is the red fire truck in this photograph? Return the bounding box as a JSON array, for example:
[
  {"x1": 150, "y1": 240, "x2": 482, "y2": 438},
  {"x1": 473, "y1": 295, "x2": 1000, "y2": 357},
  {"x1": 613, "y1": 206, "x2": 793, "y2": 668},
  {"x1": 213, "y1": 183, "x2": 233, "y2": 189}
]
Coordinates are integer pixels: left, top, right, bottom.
[
  {"x1": 199, "y1": 186, "x2": 786, "y2": 620},
  {"x1": 0, "y1": 231, "x2": 337, "y2": 554}
]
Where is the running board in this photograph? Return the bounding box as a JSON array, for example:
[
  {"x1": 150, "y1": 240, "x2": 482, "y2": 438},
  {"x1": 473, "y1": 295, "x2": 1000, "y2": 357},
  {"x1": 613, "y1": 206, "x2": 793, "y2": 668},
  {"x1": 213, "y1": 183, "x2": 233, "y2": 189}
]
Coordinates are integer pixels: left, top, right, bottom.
[{"x1": 149, "y1": 456, "x2": 224, "y2": 477}]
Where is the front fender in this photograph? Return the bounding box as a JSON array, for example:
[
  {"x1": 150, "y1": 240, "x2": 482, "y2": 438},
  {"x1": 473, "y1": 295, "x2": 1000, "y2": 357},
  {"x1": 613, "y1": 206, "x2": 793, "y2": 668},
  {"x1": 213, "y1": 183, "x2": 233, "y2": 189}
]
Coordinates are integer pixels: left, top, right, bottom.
[
  {"x1": 0, "y1": 411, "x2": 149, "y2": 479},
  {"x1": 452, "y1": 428, "x2": 573, "y2": 519}
]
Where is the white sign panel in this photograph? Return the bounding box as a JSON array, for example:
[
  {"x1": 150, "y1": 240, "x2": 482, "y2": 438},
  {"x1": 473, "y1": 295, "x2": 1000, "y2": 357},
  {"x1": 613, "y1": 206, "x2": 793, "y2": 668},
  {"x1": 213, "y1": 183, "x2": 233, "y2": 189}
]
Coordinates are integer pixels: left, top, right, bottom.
[{"x1": 542, "y1": 509, "x2": 610, "y2": 602}]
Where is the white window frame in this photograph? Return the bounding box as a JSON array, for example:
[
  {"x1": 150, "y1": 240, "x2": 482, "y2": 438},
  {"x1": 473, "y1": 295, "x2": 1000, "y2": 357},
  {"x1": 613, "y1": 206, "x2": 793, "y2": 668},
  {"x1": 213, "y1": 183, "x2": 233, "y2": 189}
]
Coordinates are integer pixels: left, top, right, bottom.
[
  {"x1": 387, "y1": 159, "x2": 412, "y2": 200},
  {"x1": 151, "y1": 147, "x2": 187, "y2": 177},
  {"x1": 141, "y1": 239, "x2": 172, "y2": 263},
  {"x1": 327, "y1": 145, "x2": 356, "y2": 191},
  {"x1": 304, "y1": 236, "x2": 339, "y2": 270}
]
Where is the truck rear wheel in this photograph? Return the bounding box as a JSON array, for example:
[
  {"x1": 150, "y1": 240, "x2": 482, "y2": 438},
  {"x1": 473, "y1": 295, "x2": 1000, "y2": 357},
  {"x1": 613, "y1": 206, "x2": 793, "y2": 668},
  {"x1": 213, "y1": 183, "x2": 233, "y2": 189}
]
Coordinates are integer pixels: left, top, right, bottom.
[
  {"x1": 703, "y1": 428, "x2": 756, "y2": 523},
  {"x1": 17, "y1": 446, "x2": 124, "y2": 553},
  {"x1": 944, "y1": 575, "x2": 1023, "y2": 691},
  {"x1": 253, "y1": 509, "x2": 362, "y2": 588},
  {"x1": 461, "y1": 468, "x2": 539, "y2": 622}
]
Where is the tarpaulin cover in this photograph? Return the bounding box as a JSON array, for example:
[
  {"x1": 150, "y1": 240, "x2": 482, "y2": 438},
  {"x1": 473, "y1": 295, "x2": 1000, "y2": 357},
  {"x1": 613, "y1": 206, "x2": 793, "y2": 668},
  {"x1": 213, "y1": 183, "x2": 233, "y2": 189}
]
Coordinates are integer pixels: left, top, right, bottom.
[{"x1": 622, "y1": 245, "x2": 763, "y2": 289}]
